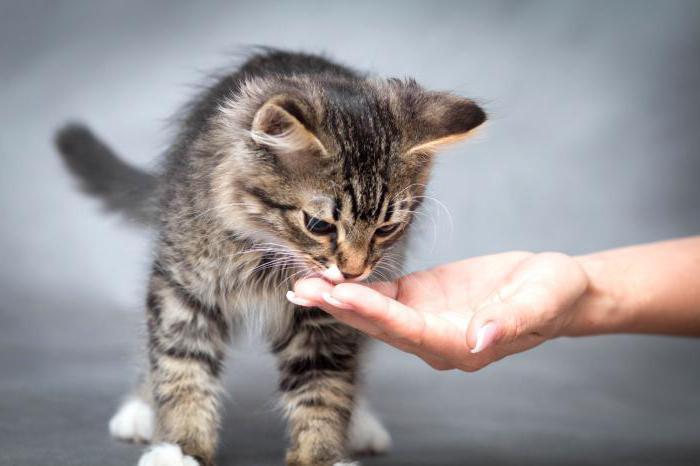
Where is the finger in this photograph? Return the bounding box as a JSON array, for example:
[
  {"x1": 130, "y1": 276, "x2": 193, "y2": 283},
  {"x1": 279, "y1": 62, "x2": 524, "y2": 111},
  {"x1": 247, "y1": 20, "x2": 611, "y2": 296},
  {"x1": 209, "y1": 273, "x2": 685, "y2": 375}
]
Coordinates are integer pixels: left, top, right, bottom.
[
  {"x1": 293, "y1": 277, "x2": 398, "y2": 302},
  {"x1": 330, "y1": 284, "x2": 471, "y2": 361},
  {"x1": 329, "y1": 283, "x2": 428, "y2": 344},
  {"x1": 419, "y1": 354, "x2": 455, "y2": 371},
  {"x1": 365, "y1": 280, "x2": 399, "y2": 299},
  {"x1": 292, "y1": 277, "x2": 333, "y2": 303},
  {"x1": 294, "y1": 280, "x2": 470, "y2": 366},
  {"x1": 467, "y1": 291, "x2": 564, "y2": 352},
  {"x1": 290, "y1": 278, "x2": 387, "y2": 336},
  {"x1": 320, "y1": 305, "x2": 388, "y2": 337}
]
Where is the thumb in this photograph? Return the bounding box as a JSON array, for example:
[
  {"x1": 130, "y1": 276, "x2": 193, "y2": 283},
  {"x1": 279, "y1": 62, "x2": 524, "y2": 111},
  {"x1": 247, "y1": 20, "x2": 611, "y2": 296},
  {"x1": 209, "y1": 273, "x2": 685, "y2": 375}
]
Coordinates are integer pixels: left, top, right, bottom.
[
  {"x1": 466, "y1": 252, "x2": 589, "y2": 353},
  {"x1": 465, "y1": 301, "x2": 527, "y2": 353}
]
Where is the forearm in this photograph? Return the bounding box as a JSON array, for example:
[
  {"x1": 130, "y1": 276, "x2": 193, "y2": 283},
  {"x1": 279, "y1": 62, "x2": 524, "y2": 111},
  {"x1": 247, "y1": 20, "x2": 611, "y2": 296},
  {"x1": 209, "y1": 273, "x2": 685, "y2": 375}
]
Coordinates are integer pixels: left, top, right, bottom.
[{"x1": 566, "y1": 236, "x2": 700, "y2": 336}]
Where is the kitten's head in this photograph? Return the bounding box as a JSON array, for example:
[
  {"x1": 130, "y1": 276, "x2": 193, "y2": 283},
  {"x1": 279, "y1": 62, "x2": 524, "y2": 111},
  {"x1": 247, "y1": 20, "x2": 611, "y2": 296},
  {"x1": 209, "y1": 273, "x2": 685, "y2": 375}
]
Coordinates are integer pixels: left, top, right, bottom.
[{"x1": 211, "y1": 76, "x2": 485, "y2": 282}]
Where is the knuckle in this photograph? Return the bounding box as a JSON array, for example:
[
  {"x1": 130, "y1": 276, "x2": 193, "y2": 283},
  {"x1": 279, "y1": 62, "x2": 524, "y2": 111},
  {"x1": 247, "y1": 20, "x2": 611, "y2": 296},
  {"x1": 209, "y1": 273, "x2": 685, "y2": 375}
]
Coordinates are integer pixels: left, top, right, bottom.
[{"x1": 507, "y1": 312, "x2": 527, "y2": 342}]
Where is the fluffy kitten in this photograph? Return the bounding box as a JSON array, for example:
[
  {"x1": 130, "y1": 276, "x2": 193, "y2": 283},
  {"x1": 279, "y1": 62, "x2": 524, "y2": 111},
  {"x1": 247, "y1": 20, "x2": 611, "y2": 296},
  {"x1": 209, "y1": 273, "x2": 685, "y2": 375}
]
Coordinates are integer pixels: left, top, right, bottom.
[{"x1": 56, "y1": 49, "x2": 486, "y2": 466}]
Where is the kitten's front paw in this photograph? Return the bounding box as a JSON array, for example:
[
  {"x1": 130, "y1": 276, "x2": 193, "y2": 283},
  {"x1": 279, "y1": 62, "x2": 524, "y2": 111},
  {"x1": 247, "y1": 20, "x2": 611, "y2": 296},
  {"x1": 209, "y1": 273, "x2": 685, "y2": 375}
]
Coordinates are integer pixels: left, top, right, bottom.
[
  {"x1": 286, "y1": 448, "x2": 348, "y2": 466},
  {"x1": 138, "y1": 443, "x2": 199, "y2": 466},
  {"x1": 109, "y1": 398, "x2": 154, "y2": 443}
]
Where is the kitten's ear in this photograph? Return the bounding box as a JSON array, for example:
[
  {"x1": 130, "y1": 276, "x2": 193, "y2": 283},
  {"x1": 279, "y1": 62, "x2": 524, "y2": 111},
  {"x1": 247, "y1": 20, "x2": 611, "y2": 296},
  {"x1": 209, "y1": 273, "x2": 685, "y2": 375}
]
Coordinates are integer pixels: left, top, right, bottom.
[
  {"x1": 397, "y1": 83, "x2": 487, "y2": 156},
  {"x1": 250, "y1": 95, "x2": 327, "y2": 160}
]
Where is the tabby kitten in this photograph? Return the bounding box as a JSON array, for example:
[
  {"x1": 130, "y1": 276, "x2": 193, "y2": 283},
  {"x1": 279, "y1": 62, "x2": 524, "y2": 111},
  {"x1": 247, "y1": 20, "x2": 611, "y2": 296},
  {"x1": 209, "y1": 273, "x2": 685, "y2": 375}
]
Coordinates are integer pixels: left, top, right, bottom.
[{"x1": 56, "y1": 49, "x2": 486, "y2": 466}]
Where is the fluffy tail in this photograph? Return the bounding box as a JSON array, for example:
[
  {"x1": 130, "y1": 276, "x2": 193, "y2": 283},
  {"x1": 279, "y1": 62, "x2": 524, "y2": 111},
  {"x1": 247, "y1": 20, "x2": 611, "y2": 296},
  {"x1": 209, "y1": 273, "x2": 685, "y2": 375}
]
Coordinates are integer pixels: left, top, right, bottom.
[{"x1": 55, "y1": 124, "x2": 158, "y2": 227}]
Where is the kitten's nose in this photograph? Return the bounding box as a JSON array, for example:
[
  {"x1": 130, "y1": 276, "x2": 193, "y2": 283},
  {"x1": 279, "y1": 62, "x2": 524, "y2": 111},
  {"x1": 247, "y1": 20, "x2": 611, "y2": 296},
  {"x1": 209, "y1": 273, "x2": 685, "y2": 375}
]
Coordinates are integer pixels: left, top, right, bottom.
[{"x1": 340, "y1": 271, "x2": 362, "y2": 280}]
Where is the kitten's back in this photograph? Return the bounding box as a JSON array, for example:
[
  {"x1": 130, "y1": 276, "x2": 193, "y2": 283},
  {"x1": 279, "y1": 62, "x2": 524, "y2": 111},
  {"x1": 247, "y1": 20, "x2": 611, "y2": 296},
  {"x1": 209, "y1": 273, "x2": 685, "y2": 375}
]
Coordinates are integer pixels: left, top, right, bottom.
[{"x1": 54, "y1": 49, "x2": 350, "y2": 227}]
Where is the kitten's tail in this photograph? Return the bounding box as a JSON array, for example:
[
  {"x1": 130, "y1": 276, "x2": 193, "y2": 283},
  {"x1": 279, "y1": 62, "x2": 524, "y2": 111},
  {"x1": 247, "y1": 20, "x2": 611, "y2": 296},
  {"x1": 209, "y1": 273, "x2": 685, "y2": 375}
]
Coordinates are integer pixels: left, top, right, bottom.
[{"x1": 55, "y1": 123, "x2": 159, "y2": 227}]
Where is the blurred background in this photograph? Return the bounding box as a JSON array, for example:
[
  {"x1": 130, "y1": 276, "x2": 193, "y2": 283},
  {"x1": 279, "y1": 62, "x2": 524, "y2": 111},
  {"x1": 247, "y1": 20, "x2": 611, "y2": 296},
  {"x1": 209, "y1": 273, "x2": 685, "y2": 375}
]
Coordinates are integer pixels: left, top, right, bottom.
[{"x1": 1, "y1": 1, "x2": 699, "y2": 465}]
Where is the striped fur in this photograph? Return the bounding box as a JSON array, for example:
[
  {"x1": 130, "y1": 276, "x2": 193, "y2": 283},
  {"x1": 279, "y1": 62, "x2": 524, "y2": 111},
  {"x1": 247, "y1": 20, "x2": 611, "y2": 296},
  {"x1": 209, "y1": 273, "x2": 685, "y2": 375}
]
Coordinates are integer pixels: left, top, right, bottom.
[
  {"x1": 57, "y1": 49, "x2": 486, "y2": 465},
  {"x1": 274, "y1": 307, "x2": 363, "y2": 465}
]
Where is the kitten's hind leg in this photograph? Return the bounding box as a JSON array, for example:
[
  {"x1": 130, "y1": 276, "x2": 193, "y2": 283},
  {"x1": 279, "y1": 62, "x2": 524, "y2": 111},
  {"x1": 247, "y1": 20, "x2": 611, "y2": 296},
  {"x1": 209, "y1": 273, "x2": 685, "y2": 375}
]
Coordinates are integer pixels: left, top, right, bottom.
[
  {"x1": 109, "y1": 382, "x2": 155, "y2": 444},
  {"x1": 347, "y1": 397, "x2": 391, "y2": 456}
]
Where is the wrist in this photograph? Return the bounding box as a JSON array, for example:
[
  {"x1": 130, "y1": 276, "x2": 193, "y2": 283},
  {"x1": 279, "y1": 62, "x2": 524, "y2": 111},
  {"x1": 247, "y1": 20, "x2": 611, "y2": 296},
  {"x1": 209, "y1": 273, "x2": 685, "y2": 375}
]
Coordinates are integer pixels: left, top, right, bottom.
[
  {"x1": 558, "y1": 237, "x2": 700, "y2": 337},
  {"x1": 561, "y1": 253, "x2": 627, "y2": 336}
]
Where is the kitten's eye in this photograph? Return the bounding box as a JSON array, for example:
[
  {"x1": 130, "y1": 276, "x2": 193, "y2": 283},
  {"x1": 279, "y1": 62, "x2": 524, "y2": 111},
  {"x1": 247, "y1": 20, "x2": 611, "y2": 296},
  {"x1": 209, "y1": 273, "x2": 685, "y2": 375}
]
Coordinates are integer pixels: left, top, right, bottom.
[
  {"x1": 303, "y1": 212, "x2": 336, "y2": 235},
  {"x1": 375, "y1": 223, "x2": 400, "y2": 237}
]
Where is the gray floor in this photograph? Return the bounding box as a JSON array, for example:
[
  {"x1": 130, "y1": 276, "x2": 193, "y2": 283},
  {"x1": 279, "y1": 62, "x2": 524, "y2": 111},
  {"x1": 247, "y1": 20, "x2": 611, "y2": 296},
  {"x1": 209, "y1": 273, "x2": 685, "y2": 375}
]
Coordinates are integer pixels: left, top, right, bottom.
[{"x1": 2, "y1": 1, "x2": 700, "y2": 465}]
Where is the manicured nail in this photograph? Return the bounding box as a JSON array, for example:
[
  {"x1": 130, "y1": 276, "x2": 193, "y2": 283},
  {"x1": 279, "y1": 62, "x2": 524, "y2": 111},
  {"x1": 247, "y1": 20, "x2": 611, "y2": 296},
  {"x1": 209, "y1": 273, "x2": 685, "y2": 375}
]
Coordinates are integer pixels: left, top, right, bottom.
[
  {"x1": 322, "y1": 292, "x2": 354, "y2": 310},
  {"x1": 471, "y1": 322, "x2": 497, "y2": 353},
  {"x1": 286, "y1": 290, "x2": 314, "y2": 307}
]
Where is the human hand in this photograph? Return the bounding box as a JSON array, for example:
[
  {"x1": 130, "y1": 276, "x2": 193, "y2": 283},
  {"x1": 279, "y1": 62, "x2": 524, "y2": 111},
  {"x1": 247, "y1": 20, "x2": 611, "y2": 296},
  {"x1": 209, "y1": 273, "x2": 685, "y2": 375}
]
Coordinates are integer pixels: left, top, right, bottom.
[{"x1": 288, "y1": 251, "x2": 590, "y2": 371}]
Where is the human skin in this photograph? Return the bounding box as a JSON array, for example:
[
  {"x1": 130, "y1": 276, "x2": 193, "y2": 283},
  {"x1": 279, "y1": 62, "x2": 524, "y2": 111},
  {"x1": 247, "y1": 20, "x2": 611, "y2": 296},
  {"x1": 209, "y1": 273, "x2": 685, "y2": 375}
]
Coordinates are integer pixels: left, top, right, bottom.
[{"x1": 287, "y1": 236, "x2": 700, "y2": 372}]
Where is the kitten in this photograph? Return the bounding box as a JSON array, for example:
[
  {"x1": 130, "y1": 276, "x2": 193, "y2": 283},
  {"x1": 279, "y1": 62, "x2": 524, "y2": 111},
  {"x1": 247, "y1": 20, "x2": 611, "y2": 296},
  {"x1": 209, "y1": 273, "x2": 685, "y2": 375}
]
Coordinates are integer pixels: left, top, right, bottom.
[{"x1": 56, "y1": 49, "x2": 486, "y2": 466}]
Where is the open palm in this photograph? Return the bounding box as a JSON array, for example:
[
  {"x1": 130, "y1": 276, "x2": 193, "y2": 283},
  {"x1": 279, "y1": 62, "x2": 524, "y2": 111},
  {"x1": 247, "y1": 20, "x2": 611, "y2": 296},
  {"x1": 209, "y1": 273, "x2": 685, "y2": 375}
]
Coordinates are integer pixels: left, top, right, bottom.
[{"x1": 292, "y1": 251, "x2": 589, "y2": 371}]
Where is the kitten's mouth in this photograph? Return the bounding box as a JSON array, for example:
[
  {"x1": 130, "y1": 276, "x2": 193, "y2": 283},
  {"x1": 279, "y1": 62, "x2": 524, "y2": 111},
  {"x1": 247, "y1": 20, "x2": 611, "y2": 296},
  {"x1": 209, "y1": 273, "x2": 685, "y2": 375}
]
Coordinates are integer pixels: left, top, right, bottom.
[
  {"x1": 301, "y1": 257, "x2": 372, "y2": 284},
  {"x1": 320, "y1": 265, "x2": 371, "y2": 284}
]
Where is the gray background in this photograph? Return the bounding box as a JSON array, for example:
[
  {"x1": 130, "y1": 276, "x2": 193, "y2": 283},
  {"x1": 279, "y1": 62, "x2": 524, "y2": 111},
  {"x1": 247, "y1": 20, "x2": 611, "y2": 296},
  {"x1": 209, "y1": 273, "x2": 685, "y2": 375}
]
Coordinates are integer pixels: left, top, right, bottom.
[{"x1": 1, "y1": 1, "x2": 699, "y2": 465}]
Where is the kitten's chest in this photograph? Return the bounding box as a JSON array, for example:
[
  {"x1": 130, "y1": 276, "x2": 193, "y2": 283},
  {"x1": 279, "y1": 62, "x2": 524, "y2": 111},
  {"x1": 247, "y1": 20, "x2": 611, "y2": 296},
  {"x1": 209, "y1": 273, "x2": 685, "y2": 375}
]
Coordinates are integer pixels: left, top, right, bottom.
[
  {"x1": 223, "y1": 279, "x2": 294, "y2": 338},
  {"x1": 205, "y1": 245, "x2": 298, "y2": 336},
  {"x1": 162, "y1": 231, "x2": 303, "y2": 337}
]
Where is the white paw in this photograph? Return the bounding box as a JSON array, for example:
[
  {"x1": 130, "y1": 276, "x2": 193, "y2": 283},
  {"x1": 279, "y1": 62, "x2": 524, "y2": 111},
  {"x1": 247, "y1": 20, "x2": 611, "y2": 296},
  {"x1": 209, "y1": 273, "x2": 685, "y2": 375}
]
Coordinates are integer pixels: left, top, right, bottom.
[
  {"x1": 109, "y1": 398, "x2": 154, "y2": 443},
  {"x1": 334, "y1": 462, "x2": 360, "y2": 466},
  {"x1": 138, "y1": 443, "x2": 199, "y2": 466},
  {"x1": 347, "y1": 399, "x2": 392, "y2": 455}
]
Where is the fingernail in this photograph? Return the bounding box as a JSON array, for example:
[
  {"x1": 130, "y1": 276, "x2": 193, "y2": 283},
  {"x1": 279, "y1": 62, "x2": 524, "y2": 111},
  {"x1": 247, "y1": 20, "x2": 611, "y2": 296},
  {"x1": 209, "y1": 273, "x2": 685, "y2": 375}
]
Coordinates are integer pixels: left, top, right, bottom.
[
  {"x1": 286, "y1": 290, "x2": 314, "y2": 307},
  {"x1": 471, "y1": 322, "x2": 498, "y2": 353},
  {"x1": 322, "y1": 292, "x2": 354, "y2": 310}
]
